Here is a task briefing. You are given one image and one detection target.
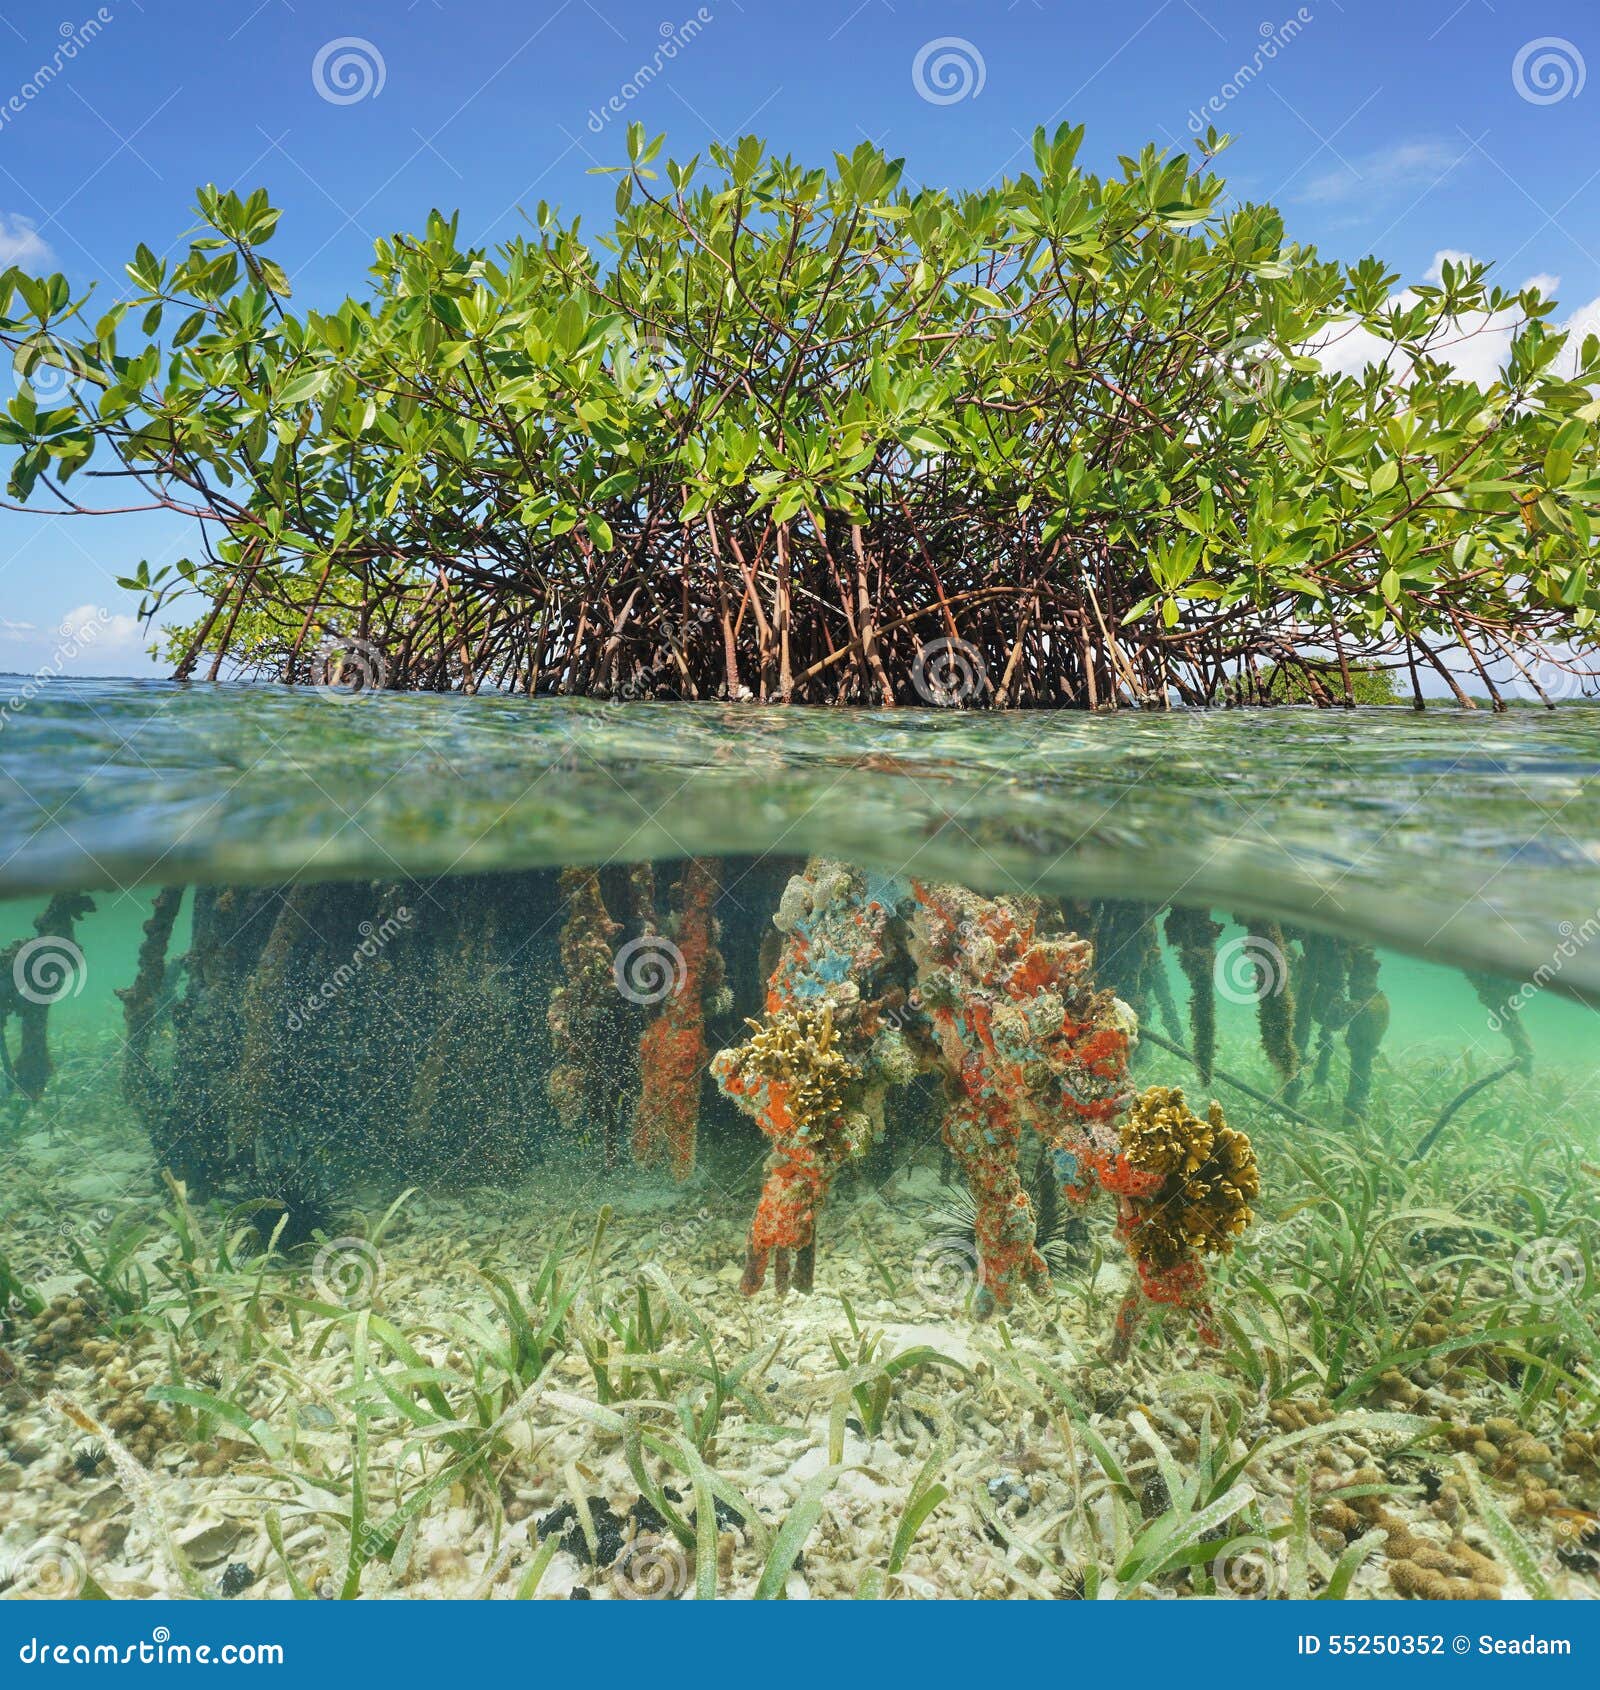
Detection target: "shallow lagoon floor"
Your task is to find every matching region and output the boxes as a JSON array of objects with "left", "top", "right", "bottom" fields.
[{"left": 2, "top": 1025, "right": 1598, "bottom": 1603}]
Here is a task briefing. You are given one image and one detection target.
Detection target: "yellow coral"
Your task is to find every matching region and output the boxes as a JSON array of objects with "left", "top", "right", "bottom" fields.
[
  {"left": 739, "top": 1002, "right": 861, "bottom": 1137},
  {"left": 1121, "top": 1085, "right": 1259, "bottom": 1268}
]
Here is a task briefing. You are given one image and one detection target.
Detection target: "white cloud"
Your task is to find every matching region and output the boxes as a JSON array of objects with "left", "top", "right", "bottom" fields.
[
  {"left": 0, "top": 213, "right": 52, "bottom": 268},
  {"left": 0, "top": 604, "right": 150, "bottom": 679},
  {"left": 1563, "top": 295, "right": 1600, "bottom": 365},
  {"left": 57, "top": 602, "right": 143, "bottom": 650},
  {"left": 1299, "top": 140, "right": 1468, "bottom": 207},
  {"left": 1306, "top": 249, "right": 1598, "bottom": 390},
  {"left": 1422, "top": 249, "right": 1475, "bottom": 284}
]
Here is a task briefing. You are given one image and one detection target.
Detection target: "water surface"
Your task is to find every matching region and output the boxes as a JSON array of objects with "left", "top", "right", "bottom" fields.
[{"left": 3, "top": 680, "right": 1600, "bottom": 996}]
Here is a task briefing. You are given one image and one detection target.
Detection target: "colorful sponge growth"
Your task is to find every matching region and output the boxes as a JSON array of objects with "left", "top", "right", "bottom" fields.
[
  {"left": 713, "top": 858, "right": 1256, "bottom": 1343},
  {"left": 1061, "top": 1082, "right": 1259, "bottom": 1350},
  {"left": 712, "top": 860, "right": 909, "bottom": 1296},
  {"left": 905, "top": 879, "right": 1135, "bottom": 1316},
  {"left": 633, "top": 858, "right": 727, "bottom": 1181}
]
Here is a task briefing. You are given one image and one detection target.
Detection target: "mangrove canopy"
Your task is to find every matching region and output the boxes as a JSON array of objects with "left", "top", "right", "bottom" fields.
[{"left": 4, "top": 123, "right": 1600, "bottom": 707}]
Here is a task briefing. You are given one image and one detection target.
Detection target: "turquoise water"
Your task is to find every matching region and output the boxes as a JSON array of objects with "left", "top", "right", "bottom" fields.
[
  {"left": 2, "top": 678, "right": 1599, "bottom": 1601},
  {"left": 5, "top": 681, "right": 1600, "bottom": 995}
]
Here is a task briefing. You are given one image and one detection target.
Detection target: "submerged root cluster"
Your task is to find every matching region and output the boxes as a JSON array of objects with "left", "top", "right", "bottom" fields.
[
  {"left": 632, "top": 859, "right": 727, "bottom": 1180},
  {"left": 548, "top": 867, "right": 628, "bottom": 1168},
  {"left": 714, "top": 863, "right": 1262, "bottom": 1344},
  {"left": 1, "top": 1025, "right": 1595, "bottom": 1603}
]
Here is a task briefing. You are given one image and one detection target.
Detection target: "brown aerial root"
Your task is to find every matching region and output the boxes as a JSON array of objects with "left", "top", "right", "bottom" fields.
[
  {"left": 1341, "top": 943, "right": 1388, "bottom": 1124},
  {"left": 116, "top": 886, "right": 185, "bottom": 1122},
  {"left": 1234, "top": 916, "right": 1298, "bottom": 1085}
]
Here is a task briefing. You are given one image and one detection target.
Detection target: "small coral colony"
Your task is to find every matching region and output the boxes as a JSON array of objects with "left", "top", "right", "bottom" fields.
[{"left": 556, "top": 856, "right": 1258, "bottom": 1349}]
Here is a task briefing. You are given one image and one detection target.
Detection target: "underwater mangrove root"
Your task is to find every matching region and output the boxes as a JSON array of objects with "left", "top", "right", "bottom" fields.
[
  {"left": 1086, "top": 899, "right": 1173, "bottom": 1059},
  {"left": 717, "top": 1000, "right": 870, "bottom": 1295},
  {"left": 403, "top": 883, "right": 549, "bottom": 1184},
  {"left": 1138, "top": 1027, "right": 1324, "bottom": 1132},
  {"left": 117, "top": 887, "right": 185, "bottom": 1126},
  {"left": 1284, "top": 928, "right": 1343, "bottom": 1103},
  {"left": 1410, "top": 1059, "right": 1522, "bottom": 1163},
  {"left": 633, "top": 858, "right": 729, "bottom": 1181},
  {"left": 1341, "top": 944, "right": 1389, "bottom": 1125},
  {"left": 715, "top": 861, "right": 1148, "bottom": 1324},
  {"left": 1233, "top": 915, "right": 1298, "bottom": 1086},
  {"left": 1467, "top": 969, "right": 1537, "bottom": 1078},
  {"left": 548, "top": 867, "right": 632, "bottom": 1170},
  {"left": 908, "top": 879, "right": 1133, "bottom": 1315},
  {"left": 932, "top": 1142, "right": 1089, "bottom": 1280},
  {"left": 712, "top": 860, "right": 910, "bottom": 1294},
  {"left": 121, "top": 870, "right": 569, "bottom": 1204},
  {"left": 0, "top": 892, "right": 95, "bottom": 1103},
  {"left": 1162, "top": 905, "right": 1221, "bottom": 1085},
  {"left": 130, "top": 884, "right": 279, "bottom": 1193},
  {"left": 232, "top": 881, "right": 384, "bottom": 1191}
]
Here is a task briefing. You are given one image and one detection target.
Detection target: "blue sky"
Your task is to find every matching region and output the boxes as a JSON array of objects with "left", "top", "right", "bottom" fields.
[{"left": 1, "top": 0, "right": 1596, "bottom": 676}]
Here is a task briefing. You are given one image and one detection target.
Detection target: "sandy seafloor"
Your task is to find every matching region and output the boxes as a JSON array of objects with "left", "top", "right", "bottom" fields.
[{"left": 4, "top": 1060, "right": 1598, "bottom": 1606}]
